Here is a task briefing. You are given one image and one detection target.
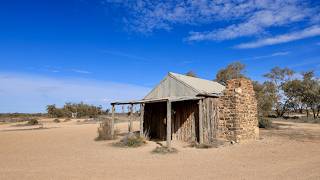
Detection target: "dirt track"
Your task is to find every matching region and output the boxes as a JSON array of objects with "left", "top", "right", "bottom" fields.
[{"left": 0, "top": 120, "right": 320, "bottom": 180}]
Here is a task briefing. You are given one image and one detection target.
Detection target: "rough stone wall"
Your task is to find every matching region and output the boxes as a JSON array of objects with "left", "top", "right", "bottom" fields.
[{"left": 217, "top": 78, "right": 259, "bottom": 142}]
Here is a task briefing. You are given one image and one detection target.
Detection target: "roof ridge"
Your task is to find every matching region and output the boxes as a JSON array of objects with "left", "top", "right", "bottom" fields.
[{"left": 168, "top": 72, "right": 201, "bottom": 94}]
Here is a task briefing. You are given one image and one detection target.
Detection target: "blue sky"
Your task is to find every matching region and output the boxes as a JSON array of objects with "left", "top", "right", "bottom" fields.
[{"left": 1, "top": 0, "right": 320, "bottom": 113}]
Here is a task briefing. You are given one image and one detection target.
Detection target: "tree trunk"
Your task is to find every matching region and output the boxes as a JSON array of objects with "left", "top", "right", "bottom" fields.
[
  {"left": 312, "top": 108, "right": 316, "bottom": 119},
  {"left": 299, "top": 107, "right": 303, "bottom": 114}
]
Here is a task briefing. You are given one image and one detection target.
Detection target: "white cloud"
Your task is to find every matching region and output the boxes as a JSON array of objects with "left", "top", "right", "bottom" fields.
[
  {"left": 106, "top": 0, "right": 320, "bottom": 47},
  {"left": 101, "top": 50, "right": 149, "bottom": 61},
  {"left": 71, "top": 69, "right": 92, "bottom": 74},
  {"left": 188, "top": 4, "right": 309, "bottom": 41},
  {"left": 0, "top": 72, "right": 150, "bottom": 113},
  {"left": 250, "top": 51, "right": 290, "bottom": 60},
  {"left": 235, "top": 25, "right": 320, "bottom": 48}
]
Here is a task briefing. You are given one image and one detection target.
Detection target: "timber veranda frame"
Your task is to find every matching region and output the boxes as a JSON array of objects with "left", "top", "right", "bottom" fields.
[{"left": 111, "top": 97, "right": 205, "bottom": 148}]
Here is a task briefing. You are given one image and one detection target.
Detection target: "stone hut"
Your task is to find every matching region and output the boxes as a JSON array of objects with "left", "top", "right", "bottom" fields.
[{"left": 111, "top": 72, "right": 258, "bottom": 147}]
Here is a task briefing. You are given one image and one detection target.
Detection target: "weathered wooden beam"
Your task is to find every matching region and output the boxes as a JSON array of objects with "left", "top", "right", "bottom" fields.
[
  {"left": 129, "top": 104, "right": 133, "bottom": 132},
  {"left": 111, "top": 104, "right": 115, "bottom": 137},
  {"left": 207, "top": 99, "right": 212, "bottom": 142},
  {"left": 140, "top": 104, "right": 144, "bottom": 137},
  {"left": 199, "top": 99, "right": 204, "bottom": 144},
  {"left": 191, "top": 111, "right": 196, "bottom": 142},
  {"left": 167, "top": 100, "right": 172, "bottom": 148}
]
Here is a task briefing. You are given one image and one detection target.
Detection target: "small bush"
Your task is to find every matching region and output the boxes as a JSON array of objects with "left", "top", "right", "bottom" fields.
[
  {"left": 258, "top": 118, "right": 272, "bottom": 128},
  {"left": 114, "top": 133, "right": 146, "bottom": 147},
  {"left": 53, "top": 119, "right": 60, "bottom": 123},
  {"left": 188, "top": 139, "right": 225, "bottom": 149},
  {"left": 95, "top": 119, "right": 115, "bottom": 141},
  {"left": 27, "top": 118, "right": 39, "bottom": 125},
  {"left": 63, "top": 118, "right": 71, "bottom": 122},
  {"left": 152, "top": 146, "right": 178, "bottom": 154},
  {"left": 267, "top": 114, "right": 277, "bottom": 118},
  {"left": 120, "top": 133, "right": 147, "bottom": 147}
]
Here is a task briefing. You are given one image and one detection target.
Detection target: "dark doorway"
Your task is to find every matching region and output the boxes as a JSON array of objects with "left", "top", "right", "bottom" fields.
[{"left": 143, "top": 102, "right": 167, "bottom": 140}]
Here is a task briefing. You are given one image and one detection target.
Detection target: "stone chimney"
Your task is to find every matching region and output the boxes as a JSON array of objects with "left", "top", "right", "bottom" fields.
[{"left": 218, "top": 78, "right": 259, "bottom": 142}]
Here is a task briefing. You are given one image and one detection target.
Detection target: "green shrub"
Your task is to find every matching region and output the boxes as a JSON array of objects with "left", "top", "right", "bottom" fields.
[
  {"left": 27, "top": 118, "right": 39, "bottom": 125},
  {"left": 258, "top": 118, "right": 272, "bottom": 128}
]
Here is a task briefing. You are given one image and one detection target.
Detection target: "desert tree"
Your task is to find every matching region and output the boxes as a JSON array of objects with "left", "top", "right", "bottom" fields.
[
  {"left": 264, "top": 67, "right": 294, "bottom": 117},
  {"left": 253, "top": 81, "right": 277, "bottom": 117},
  {"left": 185, "top": 71, "right": 198, "bottom": 78},
  {"left": 282, "top": 79, "right": 305, "bottom": 113},
  {"left": 215, "top": 62, "right": 246, "bottom": 84},
  {"left": 300, "top": 71, "right": 320, "bottom": 119}
]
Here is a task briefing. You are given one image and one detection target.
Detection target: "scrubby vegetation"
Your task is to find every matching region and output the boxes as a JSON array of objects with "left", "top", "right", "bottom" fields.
[
  {"left": 0, "top": 113, "right": 45, "bottom": 123},
  {"left": 26, "top": 118, "right": 39, "bottom": 125},
  {"left": 258, "top": 118, "right": 272, "bottom": 129},
  {"left": 53, "top": 119, "right": 60, "bottom": 123},
  {"left": 63, "top": 118, "right": 71, "bottom": 122},
  {"left": 47, "top": 102, "right": 107, "bottom": 118},
  {"left": 189, "top": 139, "right": 225, "bottom": 149},
  {"left": 96, "top": 119, "right": 116, "bottom": 141},
  {"left": 113, "top": 133, "right": 147, "bottom": 148},
  {"left": 152, "top": 146, "right": 178, "bottom": 154}
]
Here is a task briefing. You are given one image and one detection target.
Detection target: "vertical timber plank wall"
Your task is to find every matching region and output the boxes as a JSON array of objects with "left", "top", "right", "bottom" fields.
[
  {"left": 201, "top": 98, "right": 219, "bottom": 144},
  {"left": 171, "top": 100, "right": 198, "bottom": 142}
]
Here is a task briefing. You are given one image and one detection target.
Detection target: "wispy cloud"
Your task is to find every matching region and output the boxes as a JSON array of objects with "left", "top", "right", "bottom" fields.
[
  {"left": 0, "top": 72, "right": 150, "bottom": 113},
  {"left": 250, "top": 51, "right": 290, "bottom": 60},
  {"left": 316, "top": 42, "right": 320, "bottom": 45},
  {"left": 235, "top": 26, "right": 320, "bottom": 49},
  {"left": 106, "top": 0, "right": 320, "bottom": 48},
  {"left": 71, "top": 69, "right": 91, "bottom": 74},
  {"left": 102, "top": 50, "right": 149, "bottom": 61},
  {"left": 40, "top": 66, "right": 92, "bottom": 75},
  {"left": 187, "top": 4, "right": 308, "bottom": 41},
  {"left": 288, "top": 59, "right": 320, "bottom": 68}
]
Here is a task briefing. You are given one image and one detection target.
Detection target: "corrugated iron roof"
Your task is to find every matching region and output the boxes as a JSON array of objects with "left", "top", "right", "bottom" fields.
[{"left": 169, "top": 72, "right": 225, "bottom": 95}]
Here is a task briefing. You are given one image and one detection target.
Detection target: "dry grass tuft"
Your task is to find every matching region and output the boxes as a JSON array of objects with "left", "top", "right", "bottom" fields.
[
  {"left": 259, "top": 118, "right": 272, "bottom": 129},
  {"left": 152, "top": 146, "right": 178, "bottom": 154},
  {"left": 188, "top": 139, "right": 226, "bottom": 149},
  {"left": 53, "top": 119, "right": 61, "bottom": 123},
  {"left": 26, "top": 118, "right": 39, "bottom": 126},
  {"left": 113, "top": 133, "right": 147, "bottom": 148},
  {"left": 63, "top": 118, "right": 71, "bottom": 122},
  {"left": 95, "top": 119, "right": 116, "bottom": 141}
]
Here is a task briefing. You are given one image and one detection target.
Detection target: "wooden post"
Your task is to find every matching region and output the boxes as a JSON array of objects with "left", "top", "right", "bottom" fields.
[
  {"left": 191, "top": 111, "right": 196, "bottom": 142},
  {"left": 129, "top": 104, "right": 133, "bottom": 132},
  {"left": 167, "top": 100, "right": 172, "bottom": 148},
  {"left": 111, "top": 104, "right": 115, "bottom": 137},
  {"left": 140, "top": 104, "right": 144, "bottom": 137},
  {"left": 207, "top": 100, "right": 212, "bottom": 142},
  {"left": 199, "top": 99, "right": 204, "bottom": 144}
]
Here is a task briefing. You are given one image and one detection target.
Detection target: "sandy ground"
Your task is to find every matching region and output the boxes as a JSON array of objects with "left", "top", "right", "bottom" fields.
[{"left": 0, "top": 119, "right": 320, "bottom": 180}]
